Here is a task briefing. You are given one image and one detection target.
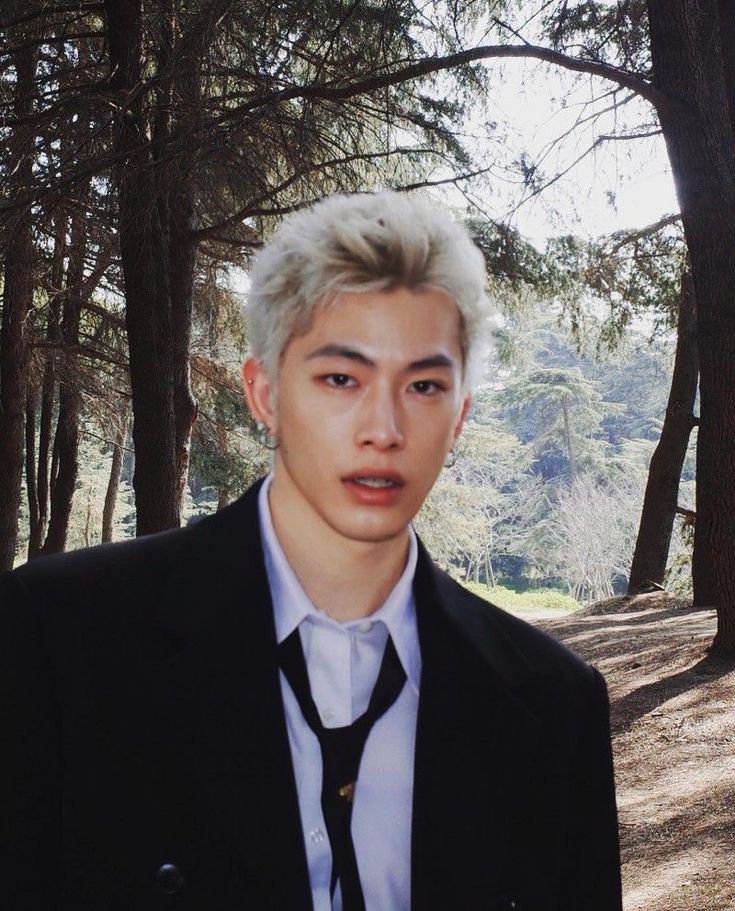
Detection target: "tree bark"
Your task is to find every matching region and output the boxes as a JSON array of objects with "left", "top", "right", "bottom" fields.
[
  {"left": 647, "top": 0, "right": 735, "bottom": 653},
  {"left": 30, "top": 209, "right": 67, "bottom": 558},
  {"left": 627, "top": 272, "right": 699, "bottom": 593},
  {"left": 103, "top": 0, "right": 232, "bottom": 534},
  {"left": 102, "top": 411, "right": 129, "bottom": 542},
  {"left": 25, "top": 386, "right": 41, "bottom": 557},
  {"left": 41, "top": 199, "right": 88, "bottom": 554},
  {"left": 105, "top": 0, "right": 179, "bottom": 536},
  {"left": 170, "top": 198, "right": 199, "bottom": 515},
  {"left": 0, "top": 45, "right": 36, "bottom": 571}
]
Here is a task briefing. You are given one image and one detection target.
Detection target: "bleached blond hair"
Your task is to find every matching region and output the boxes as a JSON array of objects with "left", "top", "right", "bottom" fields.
[{"left": 246, "top": 191, "right": 493, "bottom": 391}]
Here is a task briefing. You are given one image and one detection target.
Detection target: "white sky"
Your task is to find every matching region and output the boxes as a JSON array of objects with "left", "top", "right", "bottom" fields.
[
  {"left": 230, "top": 56, "right": 680, "bottom": 303},
  {"left": 437, "top": 57, "right": 680, "bottom": 247}
]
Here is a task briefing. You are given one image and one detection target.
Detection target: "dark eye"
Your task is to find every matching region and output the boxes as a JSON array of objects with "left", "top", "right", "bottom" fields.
[
  {"left": 412, "top": 380, "right": 441, "bottom": 394},
  {"left": 325, "top": 374, "right": 355, "bottom": 388}
]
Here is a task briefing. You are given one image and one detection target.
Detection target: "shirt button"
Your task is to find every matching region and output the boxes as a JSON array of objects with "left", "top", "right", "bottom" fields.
[
  {"left": 357, "top": 620, "right": 373, "bottom": 633},
  {"left": 155, "top": 863, "right": 184, "bottom": 894},
  {"left": 322, "top": 707, "right": 336, "bottom": 723},
  {"left": 309, "top": 827, "right": 326, "bottom": 844}
]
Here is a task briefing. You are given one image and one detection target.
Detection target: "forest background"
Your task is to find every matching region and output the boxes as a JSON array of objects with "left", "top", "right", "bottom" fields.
[{"left": 1, "top": 0, "right": 734, "bottom": 658}]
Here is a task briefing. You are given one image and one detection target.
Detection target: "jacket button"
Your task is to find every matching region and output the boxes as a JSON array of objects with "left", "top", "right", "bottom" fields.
[
  {"left": 494, "top": 898, "right": 518, "bottom": 911},
  {"left": 155, "top": 863, "right": 184, "bottom": 894}
]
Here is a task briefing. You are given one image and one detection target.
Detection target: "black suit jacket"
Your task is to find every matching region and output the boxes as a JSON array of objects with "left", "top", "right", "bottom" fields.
[{"left": 0, "top": 480, "right": 621, "bottom": 911}]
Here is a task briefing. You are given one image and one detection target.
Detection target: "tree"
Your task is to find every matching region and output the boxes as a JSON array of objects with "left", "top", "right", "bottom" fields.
[
  {"left": 541, "top": 474, "right": 644, "bottom": 602},
  {"left": 627, "top": 272, "right": 699, "bottom": 593},
  {"left": 644, "top": 2, "right": 735, "bottom": 653},
  {"left": 0, "top": 38, "right": 37, "bottom": 570},
  {"left": 496, "top": 365, "right": 621, "bottom": 482}
]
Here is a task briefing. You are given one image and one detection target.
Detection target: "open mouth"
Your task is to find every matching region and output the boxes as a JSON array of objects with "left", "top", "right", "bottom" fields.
[
  {"left": 342, "top": 473, "right": 406, "bottom": 502},
  {"left": 351, "top": 477, "right": 399, "bottom": 488}
]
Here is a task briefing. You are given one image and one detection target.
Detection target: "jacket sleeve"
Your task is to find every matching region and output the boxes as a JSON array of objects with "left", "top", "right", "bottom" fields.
[
  {"left": 0, "top": 570, "right": 62, "bottom": 910},
  {"left": 563, "top": 666, "right": 623, "bottom": 911}
]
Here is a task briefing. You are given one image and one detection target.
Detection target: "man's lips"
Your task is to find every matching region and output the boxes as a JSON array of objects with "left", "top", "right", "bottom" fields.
[
  {"left": 341, "top": 472, "right": 406, "bottom": 505},
  {"left": 341, "top": 470, "right": 406, "bottom": 487}
]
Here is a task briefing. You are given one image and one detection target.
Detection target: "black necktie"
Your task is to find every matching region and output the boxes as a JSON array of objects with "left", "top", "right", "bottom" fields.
[{"left": 279, "top": 626, "right": 406, "bottom": 911}]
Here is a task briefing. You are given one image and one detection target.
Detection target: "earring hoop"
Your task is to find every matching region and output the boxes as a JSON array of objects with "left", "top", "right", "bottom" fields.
[
  {"left": 257, "top": 421, "right": 279, "bottom": 450},
  {"left": 444, "top": 448, "right": 457, "bottom": 469}
]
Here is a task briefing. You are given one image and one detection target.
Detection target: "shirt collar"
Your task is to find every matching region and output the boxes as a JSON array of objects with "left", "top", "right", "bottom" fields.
[{"left": 257, "top": 474, "right": 421, "bottom": 694}]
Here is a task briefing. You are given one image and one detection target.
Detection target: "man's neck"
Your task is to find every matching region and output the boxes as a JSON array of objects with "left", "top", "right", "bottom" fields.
[{"left": 267, "top": 478, "right": 410, "bottom": 623}]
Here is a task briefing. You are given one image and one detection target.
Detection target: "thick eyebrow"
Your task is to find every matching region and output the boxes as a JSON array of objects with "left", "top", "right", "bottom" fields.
[
  {"left": 305, "top": 344, "right": 374, "bottom": 366},
  {"left": 305, "top": 344, "right": 456, "bottom": 372},
  {"left": 407, "top": 353, "right": 456, "bottom": 371}
]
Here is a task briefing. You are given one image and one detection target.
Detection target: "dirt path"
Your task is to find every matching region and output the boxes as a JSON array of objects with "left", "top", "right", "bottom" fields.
[{"left": 531, "top": 596, "right": 735, "bottom": 911}]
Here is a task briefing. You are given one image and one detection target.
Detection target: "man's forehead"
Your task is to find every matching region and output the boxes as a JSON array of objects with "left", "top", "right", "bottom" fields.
[{"left": 292, "top": 286, "right": 463, "bottom": 353}]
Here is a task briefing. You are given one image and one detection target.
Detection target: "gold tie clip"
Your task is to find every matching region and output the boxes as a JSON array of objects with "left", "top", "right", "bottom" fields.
[{"left": 339, "top": 782, "right": 356, "bottom": 802}]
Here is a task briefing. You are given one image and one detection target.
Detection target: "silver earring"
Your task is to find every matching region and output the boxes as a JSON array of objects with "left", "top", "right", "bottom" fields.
[
  {"left": 444, "top": 448, "right": 457, "bottom": 469},
  {"left": 257, "top": 421, "right": 279, "bottom": 450}
]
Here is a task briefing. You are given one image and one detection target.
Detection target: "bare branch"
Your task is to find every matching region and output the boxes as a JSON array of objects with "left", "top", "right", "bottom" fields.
[
  {"left": 597, "top": 129, "right": 663, "bottom": 141},
  {"left": 609, "top": 213, "right": 683, "bottom": 253},
  {"left": 209, "top": 43, "right": 683, "bottom": 136},
  {"left": 395, "top": 165, "right": 495, "bottom": 192}
]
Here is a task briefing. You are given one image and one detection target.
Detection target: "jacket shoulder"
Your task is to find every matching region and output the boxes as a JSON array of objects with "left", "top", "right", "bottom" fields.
[
  {"left": 430, "top": 563, "right": 596, "bottom": 691},
  {"left": 7, "top": 524, "right": 194, "bottom": 599},
  {"left": 3, "top": 481, "right": 263, "bottom": 605}
]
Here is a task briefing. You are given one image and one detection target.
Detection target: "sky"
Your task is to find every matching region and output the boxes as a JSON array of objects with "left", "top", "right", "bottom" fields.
[{"left": 438, "top": 57, "right": 680, "bottom": 248}]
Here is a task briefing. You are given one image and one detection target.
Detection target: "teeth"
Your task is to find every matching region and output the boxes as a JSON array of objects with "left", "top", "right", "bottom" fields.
[{"left": 354, "top": 477, "right": 396, "bottom": 488}]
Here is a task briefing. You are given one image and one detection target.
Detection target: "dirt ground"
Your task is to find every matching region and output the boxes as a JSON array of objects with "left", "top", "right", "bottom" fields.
[{"left": 530, "top": 594, "right": 735, "bottom": 911}]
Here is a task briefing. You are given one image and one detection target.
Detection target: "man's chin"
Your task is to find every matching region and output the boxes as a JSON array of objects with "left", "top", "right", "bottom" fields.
[{"left": 331, "top": 516, "right": 411, "bottom": 547}]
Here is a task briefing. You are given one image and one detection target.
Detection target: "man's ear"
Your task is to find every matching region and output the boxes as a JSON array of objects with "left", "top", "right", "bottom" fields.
[
  {"left": 241, "top": 357, "right": 277, "bottom": 433},
  {"left": 452, "top": 394, "right": 472, "bottom": 443}
]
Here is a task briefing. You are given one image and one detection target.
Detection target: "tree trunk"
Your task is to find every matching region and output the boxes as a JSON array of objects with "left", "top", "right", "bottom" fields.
[
  {"left": 152, "top": 0, "right": 199, "bottom": 515},
  {"left": 0, "top": 45, "right": 36, "bottom": 571},
  {"left": 648, "top": 0, "right": 735, "bottom": 654},
  {"left": 105, "top": 0, "right": 179, "bottom": 536},
  {"left": 30, "top": 209, "right": 67, "bottom": 559},
  {"left": 170, "top": 200, "right": 199, "bottom": 515},
  {"left": 25, "top": 386, "right": 41, "bottom": 557},
  {"left": 561, "top": 393, "right": 577, "bottom": 481},
  {"left": 627, "top": 272, "right": 699, "bottom": 593},
  {"left": 41, "top": 197, "right": 88, "bottom": 554},
  {"left": 102, "top": 411, "right": 130, "bottom": 542}
]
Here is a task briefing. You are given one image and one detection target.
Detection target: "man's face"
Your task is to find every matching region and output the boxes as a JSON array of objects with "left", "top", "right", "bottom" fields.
[{"left": 243, "top": 286, "right": 470, "bottom": 545}]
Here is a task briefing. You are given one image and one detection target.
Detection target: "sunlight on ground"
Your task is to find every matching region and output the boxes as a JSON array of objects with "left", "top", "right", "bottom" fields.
[{"left": 536, "top": 606, "right": 735, "bottom": 911}]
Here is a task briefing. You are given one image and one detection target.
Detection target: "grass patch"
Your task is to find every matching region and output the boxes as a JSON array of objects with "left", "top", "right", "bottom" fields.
[{"left": 464, "top": 582, "right": 579, "bottom": 614}]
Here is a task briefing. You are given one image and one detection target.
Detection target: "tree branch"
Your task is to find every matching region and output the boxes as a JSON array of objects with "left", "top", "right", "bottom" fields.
[
  {"left": 210, "top": 42, "right": 684, "bottom": 135},
  {"left": 608, "top": 213, "right": 683, "bottom": 253},
  {"left": 190, "top": 146, "right": 442, "bottom": 241},
  {"left": 0, "top": 2, "right": 104, "bottom": 30},
  {"left": 395, "top": 165, "right": 496, "bottom": 192}
]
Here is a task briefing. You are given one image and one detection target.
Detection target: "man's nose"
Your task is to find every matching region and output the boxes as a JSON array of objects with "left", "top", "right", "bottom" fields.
[{"left": 355, "top": 385, "right": 405, "bottom": 450}]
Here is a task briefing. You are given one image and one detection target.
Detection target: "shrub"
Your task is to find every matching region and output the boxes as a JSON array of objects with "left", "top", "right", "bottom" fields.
[{"left": 464, "top": 582, "right": 579, "bottom": 613}]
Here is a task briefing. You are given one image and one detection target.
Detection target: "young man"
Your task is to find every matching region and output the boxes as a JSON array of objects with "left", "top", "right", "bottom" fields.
[{"left": 0, "top": 192, "right": 621, "bottom": 911}]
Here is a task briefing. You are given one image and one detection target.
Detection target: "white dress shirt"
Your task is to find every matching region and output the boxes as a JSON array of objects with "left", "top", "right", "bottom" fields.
[{"left": 257, "top": 476, "right": 421, "bottom": 911}]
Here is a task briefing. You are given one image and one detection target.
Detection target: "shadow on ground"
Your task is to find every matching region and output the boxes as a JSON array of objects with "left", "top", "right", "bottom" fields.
[{"left": 530, "top": 601, "right": 735, "bottom": 911}]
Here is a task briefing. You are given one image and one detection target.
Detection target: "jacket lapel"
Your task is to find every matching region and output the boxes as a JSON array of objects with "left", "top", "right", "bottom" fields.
[
  {"left": 411, "top": 543, "right": 541, "bottom": 909},
  {"left": 148, "top": 481, "right": 313, "bottom": 909}
]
